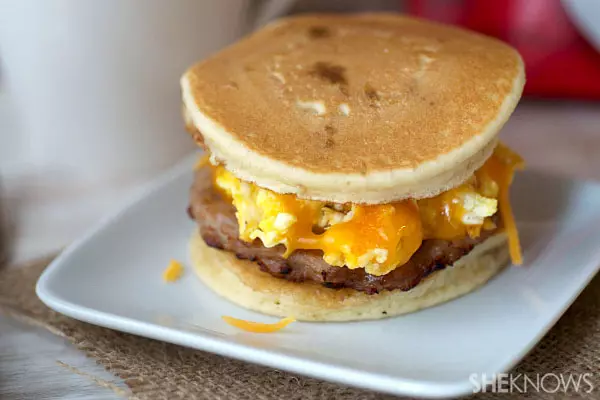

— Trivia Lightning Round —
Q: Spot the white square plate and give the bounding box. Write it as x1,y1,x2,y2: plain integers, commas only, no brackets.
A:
37,156,600,398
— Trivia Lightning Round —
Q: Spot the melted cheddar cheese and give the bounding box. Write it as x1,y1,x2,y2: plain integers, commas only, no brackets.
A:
222,316,295,333
476,143,525,263
212,143,524,275
163,259,184,282
194,153,210,170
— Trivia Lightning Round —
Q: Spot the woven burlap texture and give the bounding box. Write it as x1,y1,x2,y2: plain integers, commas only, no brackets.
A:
0,258,598,400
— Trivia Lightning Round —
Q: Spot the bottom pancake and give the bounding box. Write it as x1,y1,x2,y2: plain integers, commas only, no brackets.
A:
189,231,509,321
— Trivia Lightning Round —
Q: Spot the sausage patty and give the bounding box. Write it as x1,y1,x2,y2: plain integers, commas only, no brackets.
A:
189,167,500,294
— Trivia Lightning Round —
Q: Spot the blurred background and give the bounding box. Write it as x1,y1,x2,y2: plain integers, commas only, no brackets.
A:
0,0,599,264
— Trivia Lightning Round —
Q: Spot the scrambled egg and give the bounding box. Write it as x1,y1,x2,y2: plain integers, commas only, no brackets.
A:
212,144,523,275
214,173,297,248
214,168,497,276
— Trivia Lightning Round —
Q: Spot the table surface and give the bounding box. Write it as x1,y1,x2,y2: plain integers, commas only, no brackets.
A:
1,101,599,399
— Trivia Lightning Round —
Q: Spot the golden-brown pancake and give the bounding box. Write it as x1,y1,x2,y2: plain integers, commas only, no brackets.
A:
181,13,524,204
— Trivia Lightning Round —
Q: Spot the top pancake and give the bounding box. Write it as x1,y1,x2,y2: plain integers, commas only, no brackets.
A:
181,13,524,204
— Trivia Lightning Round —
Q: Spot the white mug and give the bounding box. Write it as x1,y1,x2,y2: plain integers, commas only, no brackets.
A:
0,0,294,188
0,0,294,261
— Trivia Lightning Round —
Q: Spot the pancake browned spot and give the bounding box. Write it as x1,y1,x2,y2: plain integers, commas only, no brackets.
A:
308,26,331,39
364,83,379,100
364,83,380,108
309,62,349,95
324,124,336,148
310,62,347,85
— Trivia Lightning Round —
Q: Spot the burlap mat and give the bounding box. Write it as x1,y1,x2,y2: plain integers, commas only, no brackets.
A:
0,257,598,399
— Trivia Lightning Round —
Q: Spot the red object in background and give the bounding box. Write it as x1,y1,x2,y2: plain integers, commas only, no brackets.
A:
408,0,600,99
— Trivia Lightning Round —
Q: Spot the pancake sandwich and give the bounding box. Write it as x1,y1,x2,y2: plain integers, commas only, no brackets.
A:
182,14,525,321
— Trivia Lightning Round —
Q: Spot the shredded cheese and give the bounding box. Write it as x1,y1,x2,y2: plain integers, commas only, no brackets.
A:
500,189,522,264
222,316,295,333
163,260,184,282
194,153,210,170
498,160,525,265
481,142,525,265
